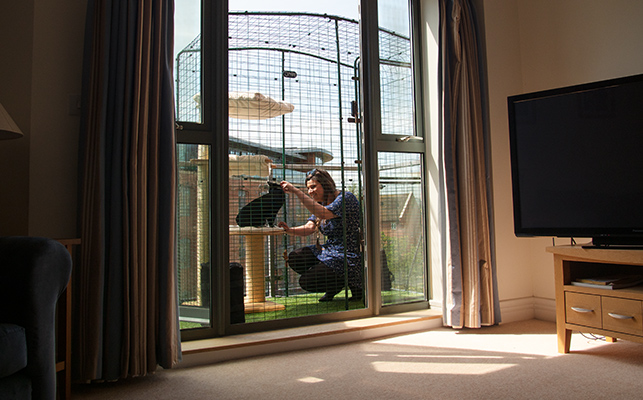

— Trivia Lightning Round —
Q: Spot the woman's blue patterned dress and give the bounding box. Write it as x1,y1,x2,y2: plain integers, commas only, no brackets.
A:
307,191,363,289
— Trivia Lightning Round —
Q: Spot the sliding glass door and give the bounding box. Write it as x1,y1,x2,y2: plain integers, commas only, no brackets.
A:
175,0,430,339
376,0,428,307
227,9,366,322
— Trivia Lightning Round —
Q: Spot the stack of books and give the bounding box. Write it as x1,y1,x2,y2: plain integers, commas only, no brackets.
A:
571,275,643,290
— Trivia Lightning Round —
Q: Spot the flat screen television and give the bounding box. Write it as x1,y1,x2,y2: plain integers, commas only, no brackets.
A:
508,73,643,248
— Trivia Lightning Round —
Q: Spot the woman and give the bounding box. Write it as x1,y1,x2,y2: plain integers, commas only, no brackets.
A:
278,168,363,302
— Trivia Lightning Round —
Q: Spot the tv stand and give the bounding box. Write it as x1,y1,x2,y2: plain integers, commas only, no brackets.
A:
548,245,643,353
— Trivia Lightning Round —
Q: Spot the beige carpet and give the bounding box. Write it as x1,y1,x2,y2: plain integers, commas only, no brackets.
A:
72,319,643,399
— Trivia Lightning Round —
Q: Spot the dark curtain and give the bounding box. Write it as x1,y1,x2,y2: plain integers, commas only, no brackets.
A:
75,0,181,381
439,0,501,329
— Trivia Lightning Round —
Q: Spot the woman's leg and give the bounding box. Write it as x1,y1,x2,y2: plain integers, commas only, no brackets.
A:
288,246,344,300
299,262,344,295
286,246,318,275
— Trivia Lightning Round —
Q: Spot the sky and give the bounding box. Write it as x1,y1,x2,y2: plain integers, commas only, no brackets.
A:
174,0,410,61
229,0,359,18
174,0,360,61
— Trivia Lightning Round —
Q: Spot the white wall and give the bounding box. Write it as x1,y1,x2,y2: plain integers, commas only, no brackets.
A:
0,2,33,236
0,0,85,238
483,0,643,321
28,0,86,238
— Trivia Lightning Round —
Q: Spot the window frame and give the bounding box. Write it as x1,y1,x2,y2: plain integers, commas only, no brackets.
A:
176,0,431,341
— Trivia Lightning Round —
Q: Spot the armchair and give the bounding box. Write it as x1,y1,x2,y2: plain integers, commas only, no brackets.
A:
0,237,72,400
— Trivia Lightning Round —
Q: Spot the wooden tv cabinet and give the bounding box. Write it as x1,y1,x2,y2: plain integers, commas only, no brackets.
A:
548,245,643,353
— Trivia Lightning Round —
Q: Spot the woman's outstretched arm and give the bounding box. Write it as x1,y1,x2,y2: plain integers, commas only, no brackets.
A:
280,181,337,220
278,220,317,236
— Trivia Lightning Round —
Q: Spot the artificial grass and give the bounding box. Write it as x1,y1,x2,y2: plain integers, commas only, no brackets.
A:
244,289,424,322
180,321,204,330
244,291,364,322
179,289,424,329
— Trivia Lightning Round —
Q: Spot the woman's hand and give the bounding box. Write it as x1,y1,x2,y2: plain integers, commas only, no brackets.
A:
277,221,290,233
280,180,296,194
278,220,317,237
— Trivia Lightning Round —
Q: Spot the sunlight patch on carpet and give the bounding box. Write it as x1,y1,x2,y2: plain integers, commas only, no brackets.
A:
371,361,515,375
396,354,504,359
298,377,325,383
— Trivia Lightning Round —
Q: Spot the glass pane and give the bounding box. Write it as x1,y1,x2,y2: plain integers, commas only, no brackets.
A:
378,152,426,305
174,0,202,123
177,144,211,329
227,1,363,323
378,0,415,136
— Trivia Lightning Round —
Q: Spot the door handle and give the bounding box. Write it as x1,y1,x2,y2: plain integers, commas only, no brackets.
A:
348,100,361,123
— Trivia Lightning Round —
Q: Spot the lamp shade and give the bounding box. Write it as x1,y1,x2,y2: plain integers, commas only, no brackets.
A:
0,103,24,140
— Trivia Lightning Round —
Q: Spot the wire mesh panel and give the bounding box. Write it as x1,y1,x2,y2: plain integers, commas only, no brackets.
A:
177,144,211,328
378,153,426,305
175,35,202,124
228,13,365,321
378,0,415,137
379,62,414,136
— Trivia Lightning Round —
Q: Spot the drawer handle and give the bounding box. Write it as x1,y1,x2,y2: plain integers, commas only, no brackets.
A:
608,312,634,320
571,306,594,313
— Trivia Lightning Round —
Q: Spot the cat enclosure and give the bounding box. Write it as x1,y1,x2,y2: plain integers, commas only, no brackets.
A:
176,12,423,327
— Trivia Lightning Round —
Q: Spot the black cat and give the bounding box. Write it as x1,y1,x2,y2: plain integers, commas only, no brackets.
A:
236,181,285,227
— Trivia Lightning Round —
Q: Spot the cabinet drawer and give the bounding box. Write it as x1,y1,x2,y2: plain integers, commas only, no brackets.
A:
566,292,601,328
602,296,643,336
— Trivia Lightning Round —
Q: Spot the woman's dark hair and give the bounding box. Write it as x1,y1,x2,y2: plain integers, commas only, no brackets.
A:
305,168,336,205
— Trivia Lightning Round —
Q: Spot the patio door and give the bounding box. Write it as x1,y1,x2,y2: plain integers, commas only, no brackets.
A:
226,6,367,325
378,0,428,308
175,0,429,340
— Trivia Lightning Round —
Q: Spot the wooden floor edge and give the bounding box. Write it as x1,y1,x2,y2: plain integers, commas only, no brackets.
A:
182,312,443,355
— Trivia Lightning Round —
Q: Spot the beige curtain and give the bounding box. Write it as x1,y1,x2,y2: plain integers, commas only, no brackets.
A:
75,0,181,381
440,0,500,329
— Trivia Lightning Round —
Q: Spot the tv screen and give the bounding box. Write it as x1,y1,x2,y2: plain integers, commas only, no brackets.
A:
508,73,643,248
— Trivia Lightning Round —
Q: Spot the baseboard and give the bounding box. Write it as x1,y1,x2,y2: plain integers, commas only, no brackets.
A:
499,297,556,324
179,310,443,368
499,297,535,323
428,297,554,326
533,297,556,322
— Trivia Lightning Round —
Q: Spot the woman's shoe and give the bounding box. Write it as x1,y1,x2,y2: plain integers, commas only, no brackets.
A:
319,290,339,302
349,287,363,301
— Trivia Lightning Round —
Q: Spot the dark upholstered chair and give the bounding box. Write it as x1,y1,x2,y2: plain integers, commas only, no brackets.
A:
0,237,72,400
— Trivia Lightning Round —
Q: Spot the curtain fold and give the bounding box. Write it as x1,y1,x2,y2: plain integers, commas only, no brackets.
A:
75,0,180,381
439,0,501,329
